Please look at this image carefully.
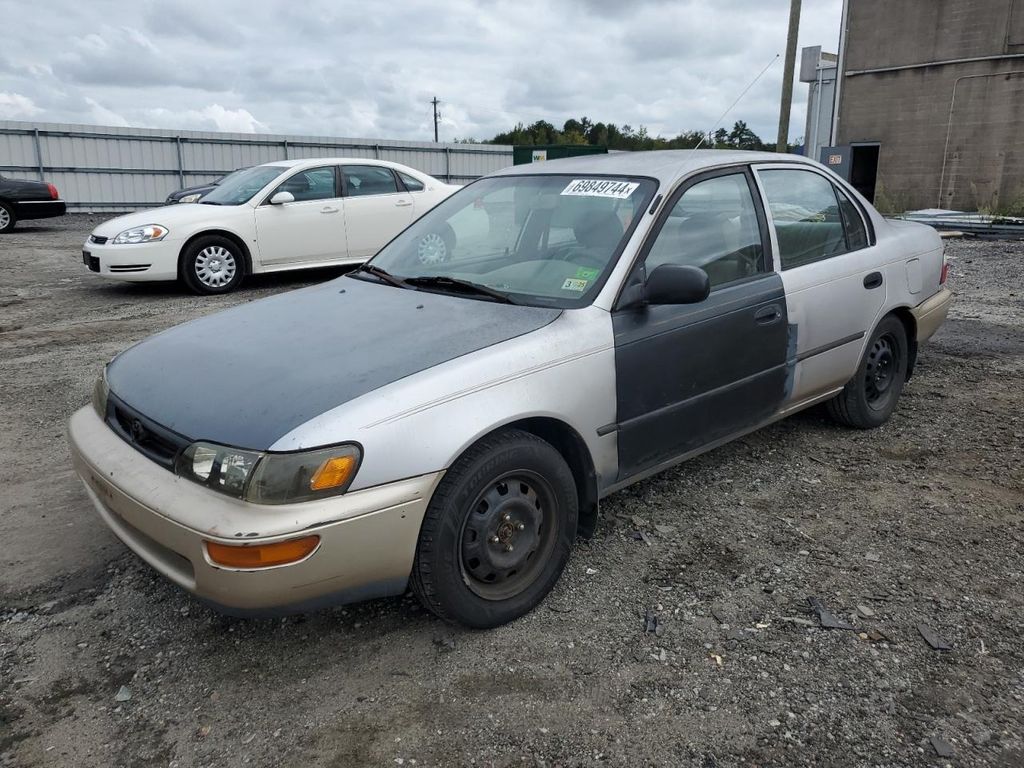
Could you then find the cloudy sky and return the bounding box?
[1,0,841,143]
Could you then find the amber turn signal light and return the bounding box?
[309,455,358,491]
[205,535,320,569]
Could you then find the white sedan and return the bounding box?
[82,159,459,294]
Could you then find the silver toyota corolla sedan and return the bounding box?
[68,150,952,628]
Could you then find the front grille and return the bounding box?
[108,264,151,273]
[104,393,191,471]
[89,234,108,244]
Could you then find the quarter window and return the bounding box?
[645,173,765,288]
[835,185,869,251]
[758,169,848,269]
[399,171,425,192]
[343,166,400,197]
[272,167,337,202]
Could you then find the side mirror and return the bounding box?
[269,191,294,205]
[644,264,710,305]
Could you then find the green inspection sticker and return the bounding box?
[561,278,589,292]
[575,267,599,280]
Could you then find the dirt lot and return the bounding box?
[1,214,1022,768]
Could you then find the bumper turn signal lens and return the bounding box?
[309,455,357,491]
[205,535,320,569]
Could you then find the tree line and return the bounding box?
[467,117,800,153]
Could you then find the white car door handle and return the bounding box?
[395,200,412,207]
[320,206,340,214]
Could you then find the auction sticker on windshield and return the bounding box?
[561,179,639,199]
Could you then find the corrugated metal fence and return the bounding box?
[0,120,513,212]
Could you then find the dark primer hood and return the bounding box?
[106,277,561,449]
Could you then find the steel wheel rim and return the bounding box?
[416,233,448,265]
[0,207,9,229]
[459,470,559,601]
[865,332,898,408]
[194,245,237,288]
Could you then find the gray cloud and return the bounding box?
[0,0,841,143]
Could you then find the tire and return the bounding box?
[415,224,456,266]
[411,429,578,628]
[180,235,244,295]
[0,202,16,233]
[826,315,909,429]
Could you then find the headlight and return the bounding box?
[112,224,168,244]
[92,370,109,417]
[175,442,361,504]
[178,193,202,204]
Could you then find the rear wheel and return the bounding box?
[181,235,244,295]
[826,315,908,429]
[0,202,16,233]
[411,429,578,628]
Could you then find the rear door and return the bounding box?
[753,165,884,405]
[341,165,415,260]
[254,165,346,266]
[612,167,790,480]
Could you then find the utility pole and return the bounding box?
[776,0,802,153]
[431,97,440,143]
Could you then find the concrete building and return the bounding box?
[831,0,1024,214]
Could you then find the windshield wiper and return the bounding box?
[199,200,223,205]
[351,263,409,289]
[404,275,518,304]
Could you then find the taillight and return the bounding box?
[940,260,949,285]
[46,183,59,200]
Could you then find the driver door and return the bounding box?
[612,168,790,480]
[254,166,346,266]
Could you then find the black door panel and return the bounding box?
[613,274,789,479]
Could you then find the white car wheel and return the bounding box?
[417,232,449,265]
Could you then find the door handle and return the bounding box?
[863,272,883,289]
[395,200,412,207]
[754,304,782,325]
[320,206,340,214]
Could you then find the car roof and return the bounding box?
[490,149,820,185]
[260,157,420,171]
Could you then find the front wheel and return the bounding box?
[411,429,578,628]
[181,235,244,295]
[0,202,16,233]
[826,315,908,429]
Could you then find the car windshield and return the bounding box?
[363,174,656,307]
[200,166,288,205]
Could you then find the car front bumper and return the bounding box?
[911,287,952,343]
[68,406,442,615]
[80,238,182,282]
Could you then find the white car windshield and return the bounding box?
[362,174,657,307]
[200,166,289,206]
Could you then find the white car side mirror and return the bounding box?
[270,191,295,205]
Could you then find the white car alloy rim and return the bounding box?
[0,207,10,229]
[416,232,448,265]
[194,245,237,288]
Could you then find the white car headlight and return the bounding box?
[178,193,202,204]
[112,225,168,244]
[175,442,362,504]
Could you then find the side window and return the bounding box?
[399,171,425,192]
[645,173,765,288]
[834,185,869,251]
[272,167,337,202]
[343,166,400,197]
[759,169,847,269]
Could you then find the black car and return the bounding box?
[165,168,249,204]
[0,175,67,232]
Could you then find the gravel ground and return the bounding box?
[1,215,1022,768]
